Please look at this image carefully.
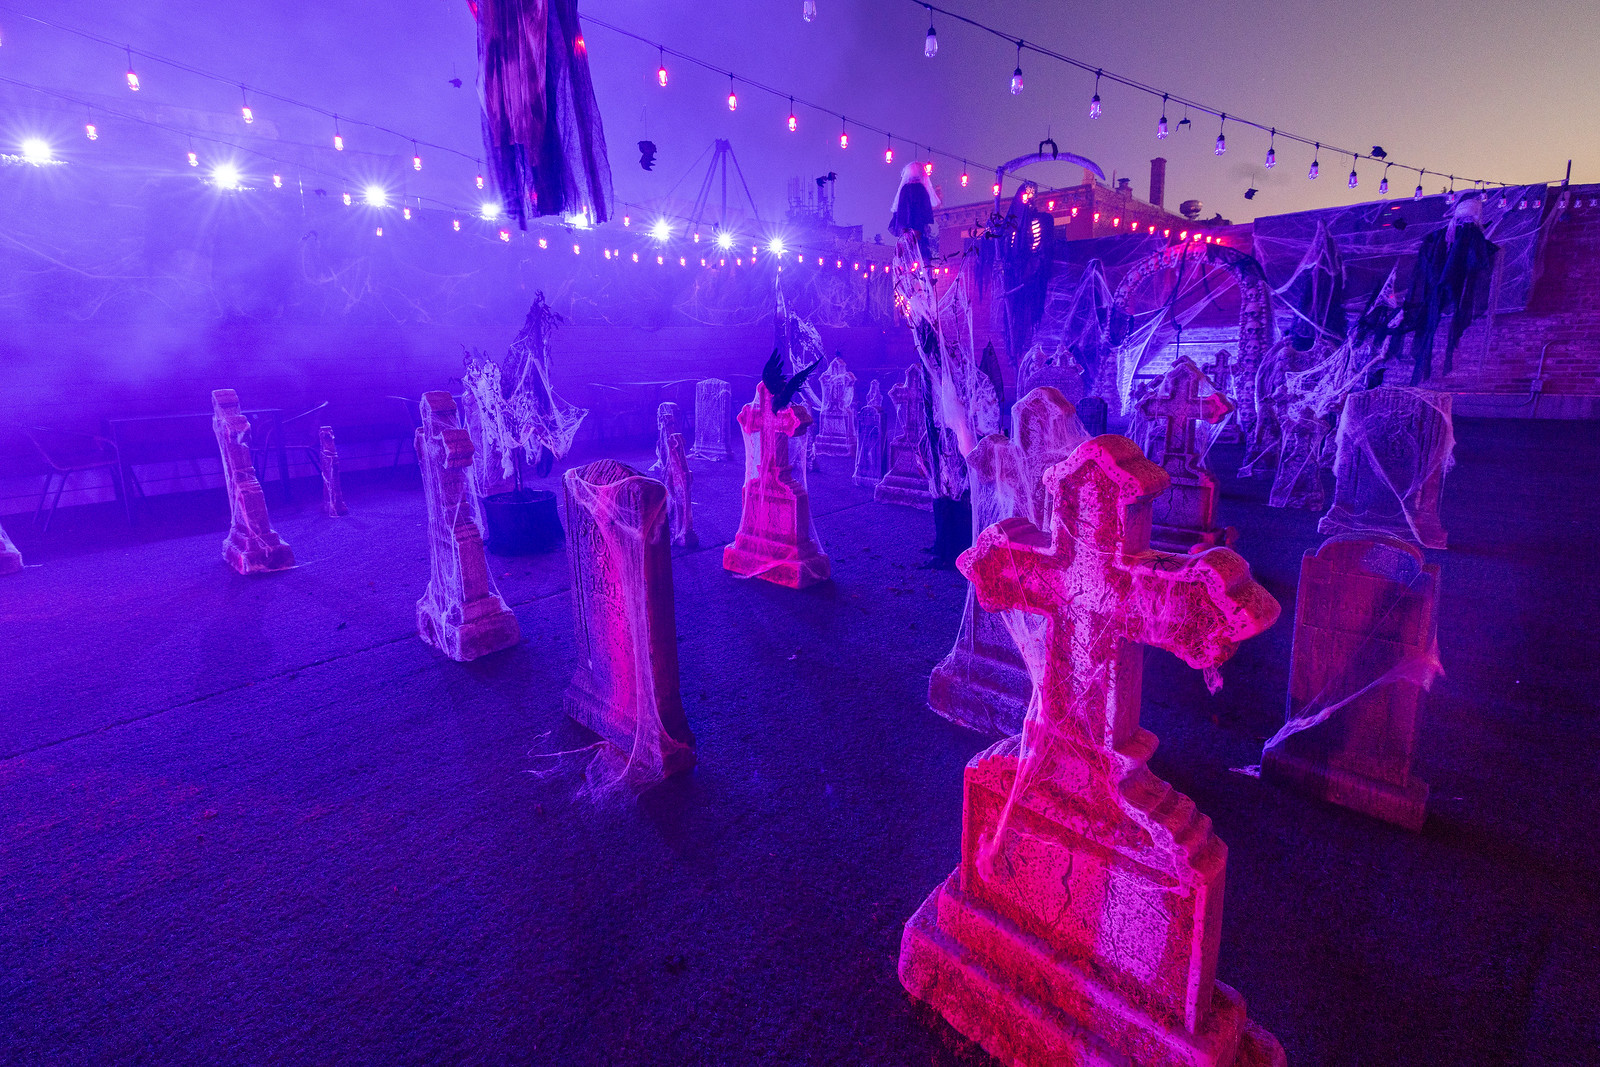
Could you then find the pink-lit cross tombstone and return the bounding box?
[927,386,1088,737]
[414,391,520,662]
[0,518,22,575]
[212,389,295,575]
[318,426,349,517]
[875,364,933,510]
[563,459,696,782]
[1139,358,1238,554]
[1263,535,1439,830]
[900,435,1285,1067]
[815,356,857,457]
[722,382,831,588]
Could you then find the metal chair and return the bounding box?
[254,402,331,490]
[22,427,130,531]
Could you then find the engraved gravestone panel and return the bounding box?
[875,364,933,510]
[1319,388,1452,549]
[688,378,732,462]
[815,356,857,457]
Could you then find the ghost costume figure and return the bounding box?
[889,163,940,263]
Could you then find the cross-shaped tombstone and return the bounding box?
[212,388,295,575]
[875,364,933,509]
[722,382,830,588]
[815,356,857,457]
[1139,357,1237,553]
[900,434,1285,1067]
[928,386,1088,737]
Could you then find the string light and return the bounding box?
[1446,177,1456,205]
[839,118,848,149]
[403,206,412,220]
[475,168,485,190]
[803,0,816,21]
[1347,154,1359,189]
[1215,113,1227,156]
[726,75,737,111]
[1308,143,1320,180]
[1380,164,1390,195]
[1156,94,1168,139]
[375,227,383,237]
[788,98,797,132]
[412,142,422,171]
[923,159,933,176]
[1089,70,1102,119]
[884,135,893,164]
[333,116,344,151]
[272,173,282,188]
[453,218,461,231]
[657,46,667,87]
[1414,177,1424,200]
[960,162,969,187]
[240,87,253,124]
[1265,128,1276,169]
[186,141,198,167]
[85,118,97,141]
[342,191,352,206]
[1010,42,1024,95]
[924,7,938,57]
[125,47,140,91]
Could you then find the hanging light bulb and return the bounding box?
[1265,128,1276,169]
[272,173,282,188]
[1348,155,1359,188]
[1380,165,1391,195]
[923,160,933,177]
[1215,114,1227,156]
[727,75,737,112]
[884,135,893,165]
[1157,94,1169,139]
[1089,70,1102,119]
[1308,143,1320,180]
[788,98,797,132]
[453,218,461,231]
[1446,178,1456,205]
[342,191,352,206]
[803,0,817,21]
[960,163,969,187]
[1010,43,1024,95]
[403,206,412,220]
[412,142,422,171]
[992,181,1001,196]
[187,146,199,168]
[657,47,668,87]
[924,7,938,57]
[1414,178,1424,200]
[125,47,140,91]
[333,117,344,151]
[85,121,98,141]
[839,117,849,149]
[240,87,254,125]
[475,169,485,190]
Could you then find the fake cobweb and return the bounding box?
[1319,386,1456,549]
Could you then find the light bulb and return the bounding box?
[187,150,198,167]
[1414,183,1423,200]
[839,127,849,149]
[992,182,1001,195]
[1157,114,1168,139]
[1090,93,1101,119]
[657,48,668,87]
[272,174,282,188]
[334,133,344,151]
[1010,66,1024,95]
[788,110,797,133]
[242,105,254,125]
[85,123,98,141]
[1266,146,1276,169]
[476,173,485,190]
[499,230,510,242]
[727,77,738,111]
[1308,146,1320,180]
[375,227,383,237]
[413,150,422,171]
[960,168,969,187]
[923,161,933,176]
[1348,167,1359,189]
[126,68,140,92]
[453,219,461,231]
[1215,132,1227,156]
[342,192,352,206]
[403,207,412,220]
[884,143,894,164]
[538,237,548,249]
[803,0,816,21]
[925,26,937,58]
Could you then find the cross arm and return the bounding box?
[957,517,1052,616]
[1129,547,1280,670]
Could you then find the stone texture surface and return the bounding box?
[649,401,680,475]
[852,402,884,489]
[562,458,696,780]
[1263,535,1439,830]
[664,431,697,549]
[414,391,521,662]
[1267,410,1330,511]
[688,378,733,463]
[927,387,1088,737]
[1076,396,1108,437]
[1319,388,1453,549]
[212,388,295,575]
[1139,358,1238,554]
[900,435,1283,1067]
[816,356,857,457]
[875,364,933,510]
[722,382,830,588]
[319,426,350,517]
[0,518,21,575]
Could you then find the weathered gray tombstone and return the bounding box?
[852,401,884,488]
[1075,396,1108,437]
[1268,409,1330,511]
[1319,388,1453,550]
[649,401,680,474]
[0,519,22,575]
[664,431,697,548]
[318,426,349,517]
[688,378,732,462]
[563,458,696,782]
[875,365,933,510]
[1263,535,1439,830]
[1138,358,1237,553]
[415,391,521,661]
[1016,344,1085,403]
[212,389,295,575]
[927,387,1088,736]
[815,356,857,457]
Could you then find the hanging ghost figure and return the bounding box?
[888,162,941,263]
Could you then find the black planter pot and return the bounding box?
[481,489,563,556]
[925,496,974,570]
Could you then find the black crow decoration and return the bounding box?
[761,349,822,410]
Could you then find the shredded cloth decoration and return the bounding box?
[469,0,614,227]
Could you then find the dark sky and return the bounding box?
[4,0,1595,235]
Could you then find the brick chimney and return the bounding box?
[1149,157,1167,209]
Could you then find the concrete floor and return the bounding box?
[1,418,1597,1066]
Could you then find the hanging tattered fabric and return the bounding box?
[470,0,614,227]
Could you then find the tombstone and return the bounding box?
[1319,388,1452,550]
[563,458,696,781]
[318,426,350,517]
[212,389,295,575]
[927,387,1088,736]
[1076,395,1108,436]
[414,391,521,661]
[723,382,831,588]
[815,356,858,457]
[0,519,21,576]
[900,436,1285,1067]
[649,401,680,474]
[1202,349,1244,442]
[875,364,933,510]
[663,431,697,548]
[1263,535,1438,829]
[1017,344,1085,403]
[688,378,733,462]
[1138,358,1238,554]
[1268,409,1330,511]
[852,403,884,489]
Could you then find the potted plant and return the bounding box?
[459,294,587,555]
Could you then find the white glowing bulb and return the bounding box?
[475,173,485,190]
[127,69,140,92]
[803,0,816,21]
[342,192,352,206]
[413,153,423,172]
[767,237,785,254]
[242,105,254,125]
[715,231,733,250]
[333,133,344,151]
[403,206,412,220]
[364,185,389,207]
[211,163,241,190]
[272,174,282,188]
[452,218,461,231]
[20,138,51,164]
[479,202,500,220]
[499,230,510,242]
[651,219,671,241]
[85,123,98,141]
[187,150,199,167]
